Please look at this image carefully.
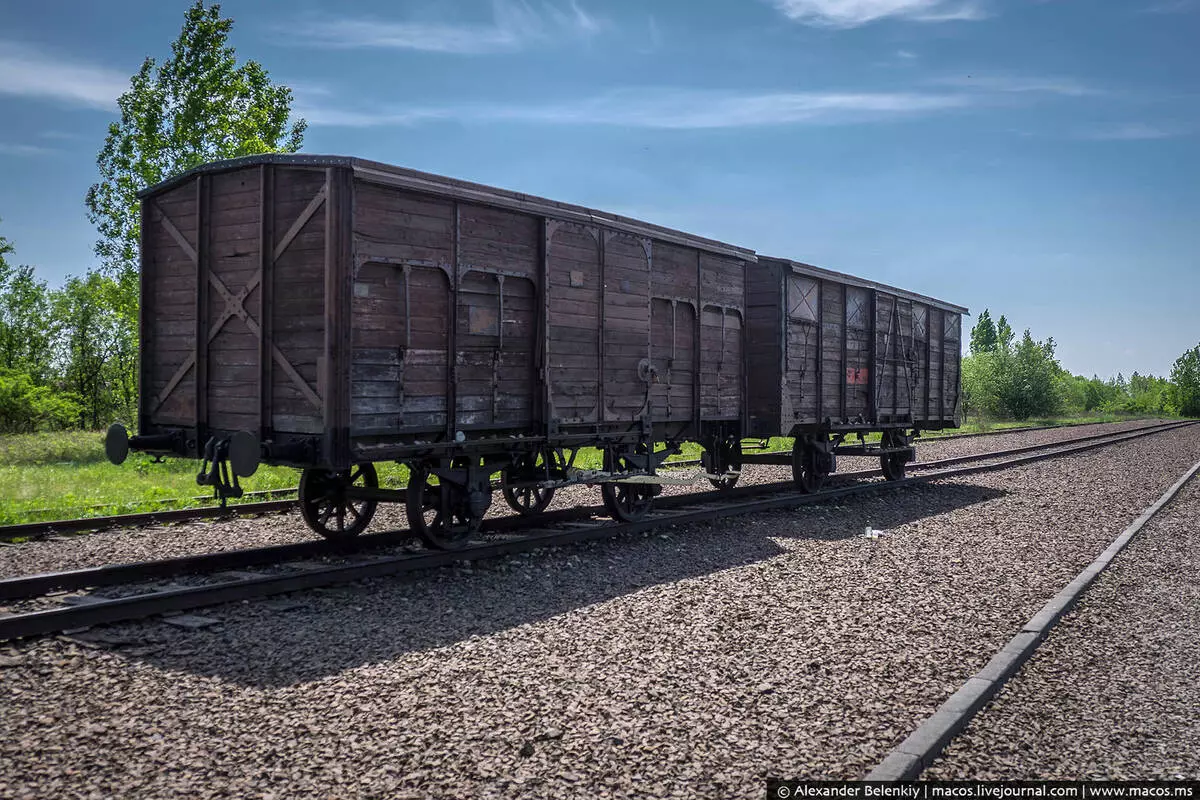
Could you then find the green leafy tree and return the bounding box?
[0,224,59,386]
[54,272,138,429]
[1054,372,1088,415]
[0,263,58,385]
[995,330,1061,420]
[1172,345,1200,417]
[969,308,998,355]
[0,369,82,433]
[78,0,304,430]
[962,350,1004,418]
[85,0,306,284]
[995,314,1015,353]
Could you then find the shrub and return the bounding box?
[0,369,83,433]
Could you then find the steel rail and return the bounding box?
[661,418,1171,468]
[0,500,298,541]
[2,420,1188,603]
[1,420,1176,541]
[0,419,1192,643]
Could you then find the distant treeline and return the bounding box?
[1,0,1198,435]
[963,309,1200,421]
[5,234,1198,434]
[0,237,137,433]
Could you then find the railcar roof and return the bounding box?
[758,256,969,315]
[138,153,756,261]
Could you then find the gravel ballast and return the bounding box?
[925,470,1200,780]
[0,419,1176,580]
[2,425,1198,799]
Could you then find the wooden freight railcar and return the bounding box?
[105,154,753,548]
[744,257,966,489]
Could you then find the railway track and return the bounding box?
[1,419,1192,643]
[0,419,1176,542]
[865,452,1200,781]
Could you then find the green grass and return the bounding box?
[0,413,1162,532]
[918,412,1158,439]
[0,431,298,527]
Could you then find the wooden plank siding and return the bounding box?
[144,181,199,428]
[137,155,969,471]
[205,168,262,435]
[269,168,328,435]
[545,221,602,424]
[699,253,745,420]
[747,256,964,435]
[744,260,783,436]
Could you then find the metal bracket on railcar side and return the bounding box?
[195,432,261,508]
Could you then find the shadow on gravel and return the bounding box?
[105,481,1005,688]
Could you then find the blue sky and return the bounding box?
[1,0,1197,378]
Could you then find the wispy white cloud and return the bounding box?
[294,105,451,128]
[0,142,55,156]
[301,88,971,130]
[1077,122,1190,140]
[283,0,603,54]
[771,0,987,28]
[0,40,127,110]
[896,49,918,59]
[931,75,1102,97]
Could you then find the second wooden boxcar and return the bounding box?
[744,257,966,489]
[109,154,754,547]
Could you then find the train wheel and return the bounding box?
[406,464,472,550]
[299,463,378,541]
[501,453,557,516]
[791,443,826,494]
[881,452,907,481]
[601,481,654,523]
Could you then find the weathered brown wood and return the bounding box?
[275,183,327,262]
[138,200,152,434]
[139,155,970,467]
[196,175,211,443]
[154,202,198,263]
[258,164,274,439]
[322,166,348,466]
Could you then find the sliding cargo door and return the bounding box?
[351,262,450,432]
[648,242,698,424]
[455,204,539,429]
[350,183,454,433]
[699,254,744,421]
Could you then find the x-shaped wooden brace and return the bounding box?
[790,278,818,320]
[150,182,328,416]
[847,292,866,328]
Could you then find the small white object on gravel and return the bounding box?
[0,419,1174,581]
[1,424,1197,798]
